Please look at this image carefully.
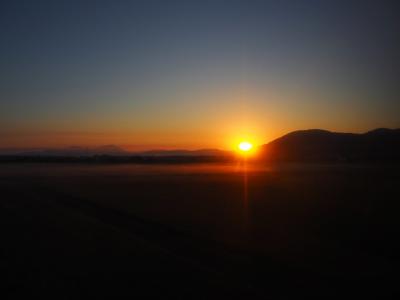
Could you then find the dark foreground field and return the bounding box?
[1,162,399,299]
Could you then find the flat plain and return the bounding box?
[1,162,399,299]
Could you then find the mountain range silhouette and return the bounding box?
[260,128,400,162]
[1,128,399,162]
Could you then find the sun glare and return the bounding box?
[238,141,253,152]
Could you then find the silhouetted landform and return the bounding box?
[0,145,129,157]
[139,148,231,157]
[0,145,234,164]
[260,128,400,162]
[0,144,234,164]
[0,146,231,158]
[0,155,234,164]
[1,128,400,164]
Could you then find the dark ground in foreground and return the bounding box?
[1,163,399,299]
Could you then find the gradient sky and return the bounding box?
[1,0,399,150]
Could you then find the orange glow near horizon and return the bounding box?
[0,124,272,152]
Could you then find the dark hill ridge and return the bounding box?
[138,148,231,157]
[260,128,400,162]
[5,145,129,157]
[1,128,399,163]
[0,147,231,157]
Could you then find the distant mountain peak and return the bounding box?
[365,128,400,135]
[261,128,400,162]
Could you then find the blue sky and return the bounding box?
[1,0,399,149]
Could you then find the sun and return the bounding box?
[238,141,253,152]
